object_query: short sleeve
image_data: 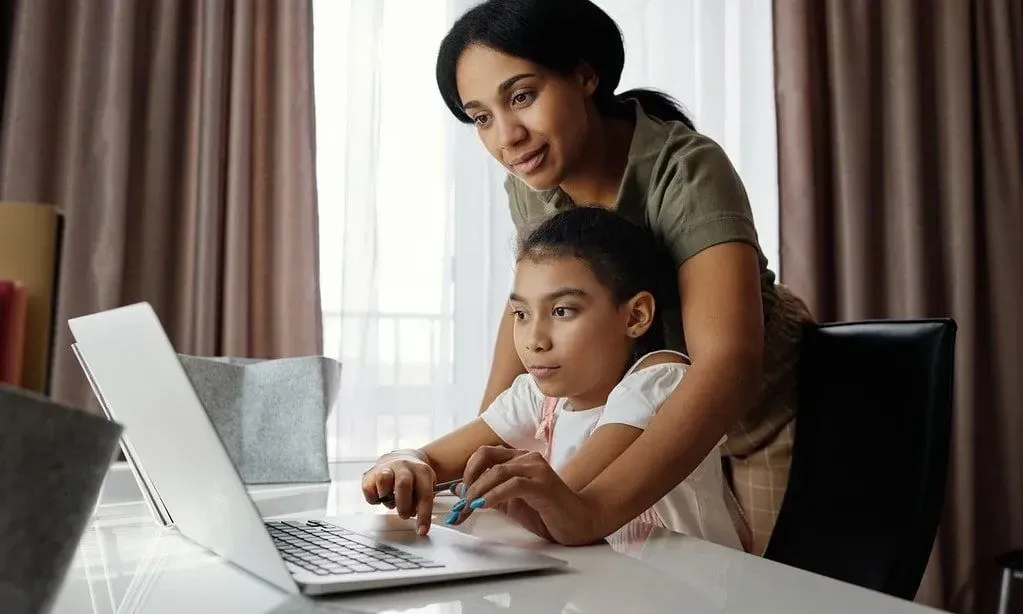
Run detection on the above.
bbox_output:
[480,374,545,451]
[504,175,530,236]
[595,363,688,431]
[648,131,760,268]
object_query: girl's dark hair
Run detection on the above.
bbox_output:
[518,206,670,362]
[436,0,695,130]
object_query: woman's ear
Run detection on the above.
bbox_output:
[624,291,655,339]
[575,61,600,96]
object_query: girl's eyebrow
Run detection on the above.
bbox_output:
[509,288,589,303]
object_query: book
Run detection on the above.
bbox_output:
[0,281,10,377]
[0,280,27,387]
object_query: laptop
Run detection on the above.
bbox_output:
[69,302,566,596]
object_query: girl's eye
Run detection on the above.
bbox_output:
[552,307,575,318]
[511,309,527,321]
[511,91,534,106]
[473,113,491,127]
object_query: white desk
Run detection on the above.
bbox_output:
[53,464,948,614]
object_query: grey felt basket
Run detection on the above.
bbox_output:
[178,355,341,484]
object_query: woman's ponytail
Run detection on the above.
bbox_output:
[616,88,696,131]
[438,0,697,132]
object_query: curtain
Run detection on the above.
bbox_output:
[0,0,13,123]
[314,0,779,461]
[0,0,323,409]
[773,1,1023,612]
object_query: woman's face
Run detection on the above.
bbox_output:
[455,45,597,191]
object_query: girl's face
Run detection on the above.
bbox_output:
[455,45,598,191]
[509,255,654,409]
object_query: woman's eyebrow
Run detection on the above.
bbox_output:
[462,73,537,111]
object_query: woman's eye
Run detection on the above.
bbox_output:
[552,307,575,318]
[511,309,527,321]
[473,113,491,127]
[511,91,534,106]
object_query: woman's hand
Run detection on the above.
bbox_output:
[445,446,604,546]
[361,453,437,535]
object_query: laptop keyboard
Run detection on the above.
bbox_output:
[266,520,445,577]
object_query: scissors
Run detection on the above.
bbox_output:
[374,478,462,505]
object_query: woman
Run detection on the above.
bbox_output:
[372,0,813,553]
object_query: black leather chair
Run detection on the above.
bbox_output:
[997,549,1023,614]
[764,319,957,601]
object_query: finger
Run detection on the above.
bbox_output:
[463,446,520,485]
[444,495,472,526]
[392,465,416,519]
[373,467,395,502]
[412,467,435,535]
[446,460,538,526]
[470,476,536,511]
[464,452,545,504]
[362,471,380,504]
[446,474,533,527]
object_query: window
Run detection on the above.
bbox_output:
[312,0,779,461]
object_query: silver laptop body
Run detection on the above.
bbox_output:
[69,302,566,596]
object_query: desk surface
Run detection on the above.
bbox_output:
[54,466,947,614]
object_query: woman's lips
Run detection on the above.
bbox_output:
[509,145,548,176]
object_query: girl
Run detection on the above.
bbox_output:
[363,206,749,551]
[431,0,815,552]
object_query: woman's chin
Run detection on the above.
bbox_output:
[517,169,561,192]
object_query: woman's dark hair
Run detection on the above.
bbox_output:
[518,206,670,362]
[436,0,695,130]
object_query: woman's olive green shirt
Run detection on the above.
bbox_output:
[504,101,813,456]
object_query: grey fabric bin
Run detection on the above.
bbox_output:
[178,355,340,484]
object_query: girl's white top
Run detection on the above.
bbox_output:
[480,351,744,551]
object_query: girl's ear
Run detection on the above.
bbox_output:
[574,61,600,96]
[624,291,655,339]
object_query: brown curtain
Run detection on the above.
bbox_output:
[0,0,323,409]
[774,0,1023,612]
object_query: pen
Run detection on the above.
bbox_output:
[374,478,461,505]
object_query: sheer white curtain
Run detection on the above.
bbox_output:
[312,0,778,462]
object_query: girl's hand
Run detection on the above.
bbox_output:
[445,446,603,546]
[361,453,437,535]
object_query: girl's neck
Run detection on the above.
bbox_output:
[565,387,614,412]
[565,361,632,412]
[565,350,645,411]
[559,113,634,208]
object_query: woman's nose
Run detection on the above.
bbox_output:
[496,114,527,150]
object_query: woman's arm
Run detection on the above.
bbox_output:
[579,241,764,537]
[478,304,526,414]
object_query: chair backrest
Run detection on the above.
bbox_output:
[764,319,956,600]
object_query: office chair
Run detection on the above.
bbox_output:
[997,549,1023,614]
[764,319,957,601]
